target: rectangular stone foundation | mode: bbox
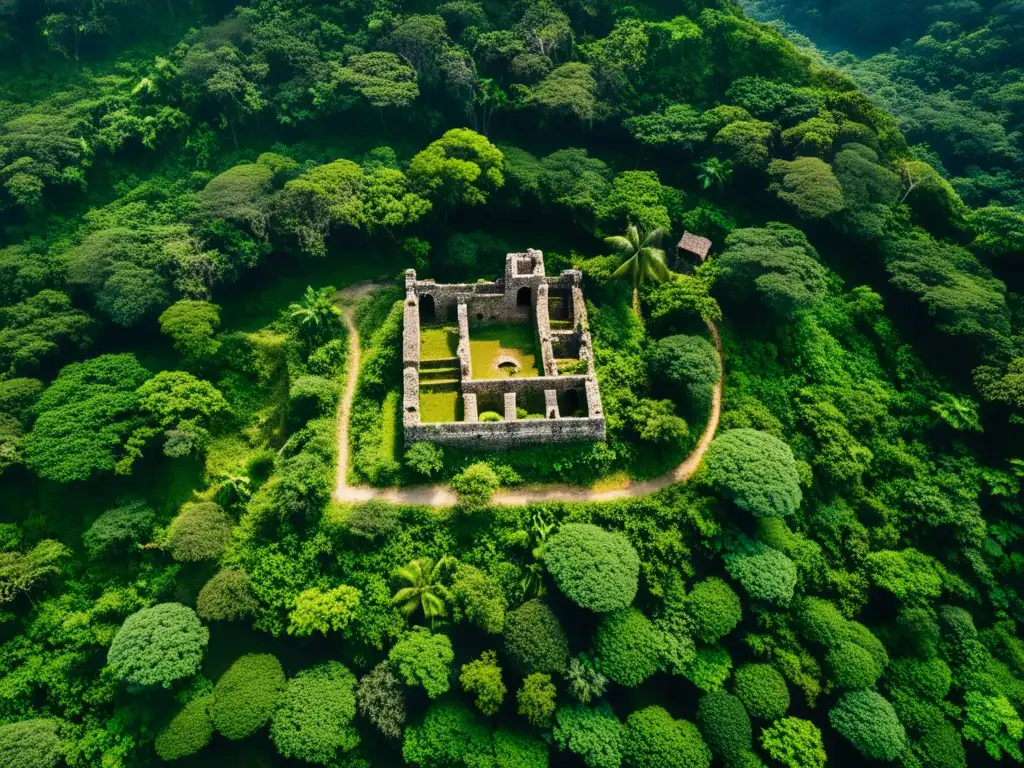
[402,250,606,448]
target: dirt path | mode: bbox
[333,284,723,507]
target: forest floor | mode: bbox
[333,283,723,507]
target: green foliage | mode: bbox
[82,500,154,557]
[685,577,743,643]
[696,691,753,766]
[159,300,221,362]
[733,664,790,720]
[622,706,711,768]
[648,334,720,414]
[270,662,360,765]
[518,673,557,728]
[544,523,639,612]
[165,501,232,562]
[0,719,64,768]
[598,172,676,235]
[460,651,506,716]
[389,627,455,698]
[288,585,361,636]
[494,727,549,768]
[504,599,570,674]
[826,642,882,691]
[196,569,259,622]
[393,557,451,625]
[409,128,504,207]
[723,540,798,605]
[595,607,666,687]
[829,691,908,761]
[107,603,209,688]
[962,691,1024,761]
[210,654,285,740]
[768,158,845,220]
[450,462,500,509]
[23,354,150,482]
[289,376,340,420]
[712,224,827,315]
[0,539,69,604]
[450,562,506,634]
[403,701,494,768]
[553,702,623,768]
[703,429,802,518]
[358,661,406,740]
[405,442,445,478]
[337,52,419,109]
[683,645,734,693]
[154,695,214,761]
[760,717,826,768]
[0,290,93,378]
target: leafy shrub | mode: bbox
[494,726,550,768]
[917,721,967,768]
[389,627,455,698]
[553,702,623,768]
[733,664,790,720]
[567,653,609,704]
[685,577,742,643]
[288,375,339,420]
[450,562,507,634]
[0,378,43,419]
[158,300,221,362]
[648,334,720,414]
[504,600,570,674]
[460,651,506,716]
[829,690,907,761]
[826,641,882,690]
[695,691,753,765]
[622,706,711,768]
[518,673,557,728]
[760,717,826,768]
[357,661,406,740]
[210,654,286,740]
[165,501,233,562]
[0,719,63,768]
[703,429,802,518]
[107,603,209,688]
[82,500,155,557]
[723,541,798,605]
[343,500,399,542]
[287,585,361,636]
[544,523,640,612]
[594,608,666,687]
[403,701,494,768]
[795,596,850,647]
[155,695,214,760]
[307,338,347,377]
[682,646,734,692]
[196,569,259,622]
[270,662,360,765]
[450,461,500,508]
[479,411,503,422]
[405,441,445,477]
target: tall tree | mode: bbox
[392,557,452,626]
[605,224,671,315]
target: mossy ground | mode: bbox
[420,391,462,423]
[420,325,459,360]
[469,323,539,379]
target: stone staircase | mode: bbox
[419,357,461,392]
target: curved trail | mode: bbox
[334,283,723,507]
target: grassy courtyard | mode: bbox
[469,323,540,379]
[420,325,459,360]
[420,390,462,423]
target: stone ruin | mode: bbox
[402,249,607,448]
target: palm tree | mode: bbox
[393,557,453,626]
[695,157,733,189]
[288,286,341,334]
[605,224,671,316]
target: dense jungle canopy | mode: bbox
[0,0,1023,766]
